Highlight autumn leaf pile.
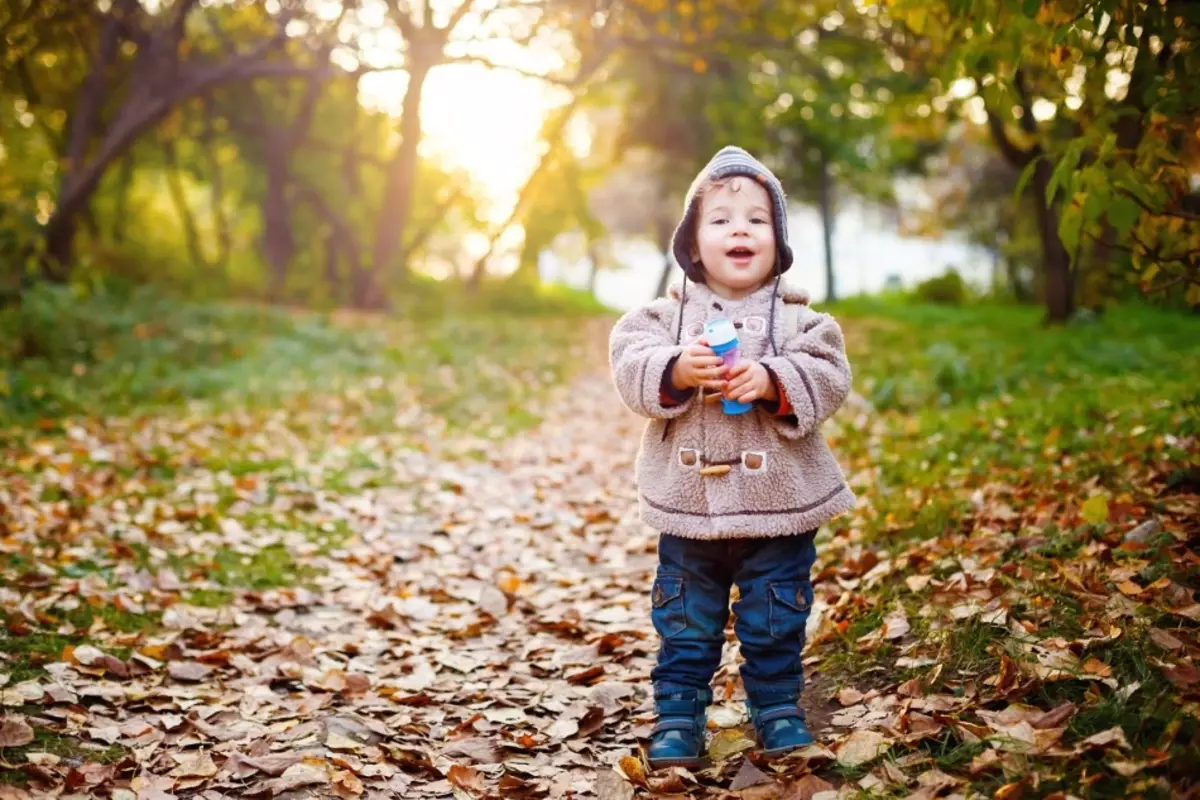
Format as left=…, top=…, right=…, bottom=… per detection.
left=1, top=300, right=1197, bottom=799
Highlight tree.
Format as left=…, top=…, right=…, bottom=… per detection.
left=885, top=0, right=1200, bottom=319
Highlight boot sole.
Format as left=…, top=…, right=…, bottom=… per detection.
left=647, top=756, right=705, bottom=769
left=763, top=743, right=811, bottom=762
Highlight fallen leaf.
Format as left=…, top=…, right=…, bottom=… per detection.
left=905, top=575, right=932, bottom=593
left=596, top=769, right=634, bottom=800
left=1080, top=494, right=1109, bottom=525
left=616, top=755, right=647, bottom=786
left=447, top=764, right=486, bottom=794
left=331, top=769, right=364, bottom=798
left=783, top=774, right=835, bottom=800
left=266, top=762, right=328, bottom=794
left=1081, top=657, right=1113, bottom=678
left=837, top=688, right=864, bottom=706
left=168, top=750, right=218, bottom=779
left=707, top=728, right=756, bottom=761
left=1148, top=629, right=1184, bottom=651
left=835, top=730, right=891, bottom=767
left=968, top=748, right=1002, bottom=775
left=1076, top=726, right=1130, bottom=751
left=882, top=605, right=910, bottom=639
left=0, top=715, right=34, bottom=747
left=167, top=661, right=212, bottom=682
left=442, top=737, right=501, bottom=764
left=730, top=759, right=772, bottom=790
left=1162, top=661, right=1199, bottom=689
left=1032, top=702, right=1076, bottom=730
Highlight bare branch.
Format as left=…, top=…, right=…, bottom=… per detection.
left=442, top=53, right=590, bottom=86
left=382, top=0, right=417, bottom=39
left=443, top=0, right=476, bottom=33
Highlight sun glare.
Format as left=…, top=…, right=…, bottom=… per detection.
left=360, top=65, right=565, bottom=223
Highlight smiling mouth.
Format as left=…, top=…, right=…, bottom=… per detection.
left=726, top=247, right=755, bottom=258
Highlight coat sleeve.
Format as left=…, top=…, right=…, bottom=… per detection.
left=609, top=299, right=696, bottom=420
left=760, top=308, right=852, bottom=439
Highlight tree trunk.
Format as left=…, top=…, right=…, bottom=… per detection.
left=586, top=239, right=600, bottom=296
left=1031, top=158, right=1074, bottom=322
left=201, top=115, right=231, bottom=266
left=112, top=153, right=135, bottom=244
left=162, top=141, right=206, bottom=270
left=818, top=147, right=836, bottom=302
left=44, top=0, right=133, bottom=279
left=262, top=153, right=293, bottom=301
left=371, top=57, right=433, bottom=295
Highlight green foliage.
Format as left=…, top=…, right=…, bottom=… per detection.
left=888, top=0, right=1200, bottom=310
left=912, top=269, right=968, bottom=306
left=0, top=281, right=607, bottom=427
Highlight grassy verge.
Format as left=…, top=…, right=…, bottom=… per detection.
left=810, top=298, right=1199, bottom=795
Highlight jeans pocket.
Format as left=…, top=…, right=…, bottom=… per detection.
left=767, top=580, right=812, bottom=640
left=650, top=575, right=688, bottom=639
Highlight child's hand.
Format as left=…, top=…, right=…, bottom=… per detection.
left=724, top=359, right=778, bottom=404
left=671, top=338, right=726, bottom=391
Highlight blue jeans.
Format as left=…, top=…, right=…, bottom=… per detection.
left=649, top=531, right=817, bottom=705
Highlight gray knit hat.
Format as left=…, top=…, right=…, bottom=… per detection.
left=671, top=145, right=794, bottom=283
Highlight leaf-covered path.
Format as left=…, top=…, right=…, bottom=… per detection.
left=3, top=310, right=1198, bottom=799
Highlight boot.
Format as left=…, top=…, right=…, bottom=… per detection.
left=746, top=697, right=813, bottom=757
left=647, top=688, right=712, bottom=769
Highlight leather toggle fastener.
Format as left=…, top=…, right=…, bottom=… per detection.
left=699, top=465, right=732, bottom=477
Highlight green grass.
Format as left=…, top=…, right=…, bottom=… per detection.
left=0, top=280, right=610, bottom=435
left=809, top=298, right=1200, bottom=794
left=0, top=728, right=127, bottom=786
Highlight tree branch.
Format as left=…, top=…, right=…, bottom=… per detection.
left=441, top=53, right=591, bottom=86
left=1119, top=189, right=1200, bottom=223
left=984, top=105, right=1037, bottom=169
left=407, top=187, right=464, bottom=256
left=443, top=0, right=476, bottom=33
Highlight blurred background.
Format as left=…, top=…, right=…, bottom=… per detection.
left=1, top=7, right=1198, bottom=793
left=2, top=0, right=1196, bottom=320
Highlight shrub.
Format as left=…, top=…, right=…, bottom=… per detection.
left=913, top=269, right=967, bottom=306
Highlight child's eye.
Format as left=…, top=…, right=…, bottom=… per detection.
left=752, top=217, right=769, bottom=224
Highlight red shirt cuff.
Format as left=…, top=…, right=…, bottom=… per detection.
left=774, top=383, right=793, bottom=416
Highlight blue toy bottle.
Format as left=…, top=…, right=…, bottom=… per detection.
left=704, top=319, right=753, bottom=415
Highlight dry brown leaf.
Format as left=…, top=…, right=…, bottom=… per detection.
left=330, top=768, right=364, bottom=798
left=1076, top=726, right=1130, bottom=751
left=837, top=688, right=864, bottom=706
left=447, top=764, right=486, bottom=794
left=834, top=729, right=892, bottom=767
left=1032, top=701, right=1077, bottom=730
left=1148, top=629, right=1184, bottom=651
left=167, top=661, right=212, bottom=682
left=707, top=728, right=756, bottom=761
left=266, top=761, right=328, bottom=794
left=782, top=774, right=835, bottom=800
left=595, top=769, right=635, bottom=800
left=168, top=750, right=218, bottom=779
left=0, top=715, right=34, bottom=747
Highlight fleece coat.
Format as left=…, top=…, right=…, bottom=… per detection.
left=609, top=279, right=856, bottom=540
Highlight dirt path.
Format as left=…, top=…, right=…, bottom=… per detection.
left=4, top=338, right=871, bottom=799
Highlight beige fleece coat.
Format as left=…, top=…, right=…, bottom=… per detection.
left=609, top=280, right=856, bottom=540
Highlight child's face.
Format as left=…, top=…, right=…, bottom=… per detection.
left=690, top=177, right=777, bottom=300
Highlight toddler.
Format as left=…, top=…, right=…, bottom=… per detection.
left=608, top=146, right=855, bottom=767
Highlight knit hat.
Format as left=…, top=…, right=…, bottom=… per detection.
left=671, top=146, right=794, bottom=283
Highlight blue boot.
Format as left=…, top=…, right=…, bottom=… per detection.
left=746, top=699, right=814, bottom=757
left=647, top=688, right=711, bottom=769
